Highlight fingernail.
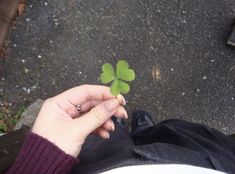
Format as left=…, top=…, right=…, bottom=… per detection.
left=106, top=132, right=110, bottom=139
left=105, top=99, right=119, bottom=112
left=111, top=124, right=115, bottom=131
left=124, top=111, right=128, bottom=119
left=117, top=94, right=126, bottom=106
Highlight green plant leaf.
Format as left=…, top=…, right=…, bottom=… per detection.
left=10, top=118, right=18, bottom=125
left=100, top=63, right=116, bottom=84
left=116, top=60, right=129, bottom=75
left=102, top=63, right=115, bottom=77
left=0, top=123, right=7, bottom=132
left=117, top=80, right=130, bottom=94
left=117, top=69, right=135, bottom=81
left=100, top=73, right=115, bottom=84
left=110, top=80, right=120, bottom=96
left=100, top=60, right=135, bottom=96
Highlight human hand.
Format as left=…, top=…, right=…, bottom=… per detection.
left=32, top=85, right=127, bottom=157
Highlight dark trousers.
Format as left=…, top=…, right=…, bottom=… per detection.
left=71, top=119, right=235, bottom=174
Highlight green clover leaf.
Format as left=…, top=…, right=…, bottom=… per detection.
left=100, top=63, right=115, bottom=84
left=116, top=60, right=135, bottom=81
left=100, top=60, right=135, bottom=96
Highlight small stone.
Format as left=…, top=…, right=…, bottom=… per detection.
left=170, top=68, right=174, bottom=72
left=49, top=40, right=53, bottom=44
left=44, top=2, right=48, bottom=5
left=222, top=127, right=227, bottom=132
left=37, top=55, right=42, bottom=58
left=232, top=97, right=234, bottom=101
left=196, top=89, right=200, bottom=93
left=21, top=59, right=26, bottom=63
left=79, top=71, right=82, bottom=74
left=27, top=89, right=31, bottom=94
left=55, top=22, right=59, bottom=26
left=211, top=59, right=215, bottom=62
left=26, top=18, right=30, bottom=22
left=14, top=99, right=44, bottom=130
left=31, top=85, right=37, bottom=90
left=182, top=92, right=186, bottom=96
left=13, top=44, right=17, bottom=47
left=24, top=68, right=30, bottom=74
left=202, top=76, right=207, bottom=80
left=29, top=4, right=33, bottom=8
left=1, top=77, right=5, bottom=81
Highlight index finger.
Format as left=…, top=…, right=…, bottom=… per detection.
left=55, top=85, right=115, bottom=105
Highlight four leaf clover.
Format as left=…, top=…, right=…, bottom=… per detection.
left=100, top=60, right=135, bottom=96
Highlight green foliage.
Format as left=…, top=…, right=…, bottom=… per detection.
left=0, top=122, right=7, bottom=133
left=0, top=105, right=26, bottom=133
left=10, top=106, right=25, bottom=126
left=100, top=60, right=135, bottom=96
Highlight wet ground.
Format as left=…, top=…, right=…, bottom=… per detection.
left=1, top=0, right=235, bottom=133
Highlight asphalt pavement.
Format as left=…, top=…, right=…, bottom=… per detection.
left=1, top=0, right=235, bottom=133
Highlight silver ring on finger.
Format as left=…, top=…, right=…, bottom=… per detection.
left=76, top=104, right=82, bottom=112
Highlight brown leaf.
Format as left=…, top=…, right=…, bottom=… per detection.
left=18, top=4, right=26, bottom=16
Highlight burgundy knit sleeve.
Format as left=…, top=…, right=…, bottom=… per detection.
left=6, top=132, right=77, bottom=174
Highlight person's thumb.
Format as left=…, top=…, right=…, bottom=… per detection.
left=74, top=98, right=119, bottom=138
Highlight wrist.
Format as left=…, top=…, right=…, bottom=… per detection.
left=7, top=132, right=77, bottom=174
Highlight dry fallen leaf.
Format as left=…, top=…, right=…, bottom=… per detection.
left=18, top=4, right=26, bottom=16
left=152, top=66, right=161, bottom=81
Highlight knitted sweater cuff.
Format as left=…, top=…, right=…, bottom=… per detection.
left=7, top=132, right=77, bottom=174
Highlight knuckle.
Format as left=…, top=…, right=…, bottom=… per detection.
left=80, top=84, right=92, bottom=100
left=91, top=107, right=106, bottom=124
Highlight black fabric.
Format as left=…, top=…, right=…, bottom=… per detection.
left=71, top=119, right=235, bottom=174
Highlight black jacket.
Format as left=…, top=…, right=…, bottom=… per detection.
left=72, top=120, right=235, bottom=174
